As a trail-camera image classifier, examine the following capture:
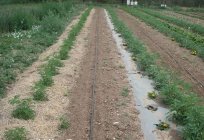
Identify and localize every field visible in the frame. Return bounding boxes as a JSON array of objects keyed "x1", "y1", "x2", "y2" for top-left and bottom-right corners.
[{"x1": 0, "y1": 1, "x2": 203, "y2": 140}]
